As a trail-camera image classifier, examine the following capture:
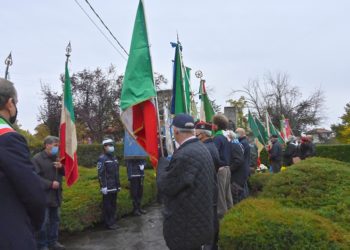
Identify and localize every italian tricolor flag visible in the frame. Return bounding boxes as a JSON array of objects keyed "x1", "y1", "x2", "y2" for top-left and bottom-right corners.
[
  {"x1": 120, "y1": 0, "x2": 159, "y2": 168},
  {"x1": 0, "y1": 118, "x2": 14, "y2": 136},
  {"x1": 59, "y1": 60, "x2": 79, "y2": 186}
]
